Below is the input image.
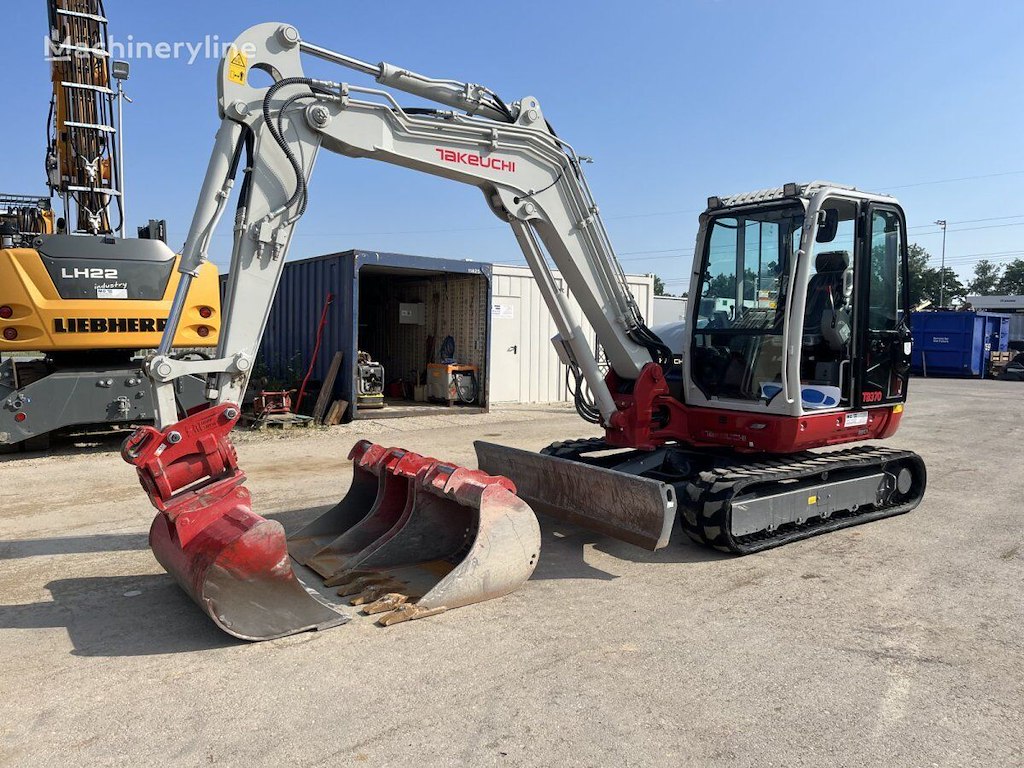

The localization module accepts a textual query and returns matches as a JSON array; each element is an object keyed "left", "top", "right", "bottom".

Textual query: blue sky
[{"left": 5, "top": 1, "right": 1023, "bottom": 293}]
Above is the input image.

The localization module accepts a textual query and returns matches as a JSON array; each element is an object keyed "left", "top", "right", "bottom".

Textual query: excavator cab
[
  {"left": 481, "top": 184, "right": 923, "bottom": 557},
  {"left": 685, "top": 184, "right": 912, "bottom": 416}
]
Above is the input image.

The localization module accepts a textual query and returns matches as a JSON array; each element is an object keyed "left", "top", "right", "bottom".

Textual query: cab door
[{"left": 854, "top": 204, "right": 912, "bottom": 406}]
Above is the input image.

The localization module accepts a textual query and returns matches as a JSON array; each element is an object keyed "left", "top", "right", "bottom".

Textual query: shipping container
[
  {"left": 257, "top": 250, "right": 492, "bottom": 420},
  {"left": 964, "top": 295, "right": 1024, "bottom": 349},
  {"left": 245, "top": 253, "right": 655, "bottom": 418},
  {"left": 1010, "top": 315, "right": 1024, "bottom": 350},
  {"left": 910, "top": 311, "right": 1010, "bottom": 378},
  {"left": 653, "top": 295, "right": 688, "bottom": 326},
  {"left": 490, "top": 265, "right": 654, "bottom": 403}
]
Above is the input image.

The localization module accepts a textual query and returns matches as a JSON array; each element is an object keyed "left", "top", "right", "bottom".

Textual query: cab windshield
[{"left": 691, "top": 204, "right": 804, "bottom": 401}]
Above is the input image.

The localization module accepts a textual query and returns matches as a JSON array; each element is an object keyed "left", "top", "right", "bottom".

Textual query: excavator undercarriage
[{"left": 477, "top": 439, "right": 926, "bottom": 555}]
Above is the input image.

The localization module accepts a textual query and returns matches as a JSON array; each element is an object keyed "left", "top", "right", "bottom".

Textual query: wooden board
[
  {"left": 241, "top": 413, "right": 314, "bottom": 431},
  {"left": 312, "top": 352, "right": 344, "bottom": 424},
  {"left": 325, "top": 399, "right": 348, "bottom": 426}
]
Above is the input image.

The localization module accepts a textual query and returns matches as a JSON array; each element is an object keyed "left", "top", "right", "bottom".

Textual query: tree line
[
  {"left": 651, "top": 244, "right": 1023, "bottom": 305},
  {"left": 908, "top": 244, "right": 1024, "bottom": 307}
]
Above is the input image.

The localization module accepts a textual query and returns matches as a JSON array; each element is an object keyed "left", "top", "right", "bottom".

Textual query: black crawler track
[
  {"left": 540, "top": 439, "right": 927, "bottom": 555},
  {"left": 679, "top": 446, "right": 927, "bottom": 554}
]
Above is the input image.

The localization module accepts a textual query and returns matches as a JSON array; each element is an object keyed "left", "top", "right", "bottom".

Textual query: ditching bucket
[{"left": 123, "top": 407, "right": 540, "bottom": 640}]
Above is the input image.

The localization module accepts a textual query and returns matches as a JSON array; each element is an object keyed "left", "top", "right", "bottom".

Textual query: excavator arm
[{"left": 148, "top": 21, "right": 664, "bottom": 432}]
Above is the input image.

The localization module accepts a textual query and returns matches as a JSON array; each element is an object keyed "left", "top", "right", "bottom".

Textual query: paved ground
[{"left": 0, "top": 378, "right": 1021, "bottom": 767}]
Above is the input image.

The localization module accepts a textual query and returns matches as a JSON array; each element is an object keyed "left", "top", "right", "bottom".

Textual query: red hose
[{"left": 294, "top": 292, "right": 334, "bottom": 413}]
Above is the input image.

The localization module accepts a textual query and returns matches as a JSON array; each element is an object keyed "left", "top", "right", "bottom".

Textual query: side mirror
[{"left": 816, "top": 209, "right": 839, "bottom": 243}]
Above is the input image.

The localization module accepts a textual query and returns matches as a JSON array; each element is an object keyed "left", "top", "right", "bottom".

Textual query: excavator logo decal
[
  {"left": 53, "top": 317, "right": 168, "bottom": 334},
  {"left": 435, "top": 148, "right": 516, "bottom": 173}
]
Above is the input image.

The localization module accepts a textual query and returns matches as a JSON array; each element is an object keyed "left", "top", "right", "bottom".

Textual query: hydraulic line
[{"left": 261, "top": 77, "right": 338, "bottom": 223}]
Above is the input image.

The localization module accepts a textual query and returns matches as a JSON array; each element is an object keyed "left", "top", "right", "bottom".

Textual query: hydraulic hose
[{"left": 261, "top": 77, "right": 337, "bottom": 222}]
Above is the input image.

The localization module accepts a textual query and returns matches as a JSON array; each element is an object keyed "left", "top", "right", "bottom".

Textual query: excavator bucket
[
  {"left": 124, "top": 407, "right": 539, "bottom": 640},
  {"left": 288, "top": 440, "right": 541, "bottom": 625},
  {"left": 147, "top": 477, "right": 349, "bottom": 641}
]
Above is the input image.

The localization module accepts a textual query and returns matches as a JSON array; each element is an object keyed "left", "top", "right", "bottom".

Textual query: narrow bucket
[{"left": 148, "top": 477, "right": 349, "bottom": 641}]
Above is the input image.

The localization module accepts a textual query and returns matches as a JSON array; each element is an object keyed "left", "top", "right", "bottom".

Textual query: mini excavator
[{"left": 122, "top": 22, "right": 926, "bottom": 640}]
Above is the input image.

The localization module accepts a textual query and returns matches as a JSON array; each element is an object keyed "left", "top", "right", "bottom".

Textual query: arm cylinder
[
  {"left": 180, "top": 120, "right": 245, "bottom": 274},
  {"left": 376, "top": 63, "right": 512, "bottom": 122}
]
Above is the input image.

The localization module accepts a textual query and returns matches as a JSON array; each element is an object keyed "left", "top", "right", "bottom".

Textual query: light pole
[
  {"left": 934, "top": 219, "right": 947, "bottom": 308},
  {"left": 111, "top": 60, "right": 131, "bottom": 238}
]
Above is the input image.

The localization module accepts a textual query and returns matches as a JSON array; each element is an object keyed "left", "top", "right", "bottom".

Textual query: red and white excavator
[{"left": 122, "top": 22, "right": 926, "bottom": 640}]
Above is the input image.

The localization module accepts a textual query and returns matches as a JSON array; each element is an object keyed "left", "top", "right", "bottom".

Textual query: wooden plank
[
  {"left": 325, "top": 399, "right": 348, "bottom": 426},
  {"left": 312, "top": 352, "right": 343, "bottom": 424}
]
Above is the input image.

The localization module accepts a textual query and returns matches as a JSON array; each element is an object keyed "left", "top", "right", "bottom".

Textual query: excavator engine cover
[{"left": 123, "top": 407, "right": 540, "bottom": 640}]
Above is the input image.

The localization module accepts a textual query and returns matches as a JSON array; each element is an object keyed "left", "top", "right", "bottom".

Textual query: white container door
[{"left": 490, "top": 296, "right": 522, "bottom": 402}]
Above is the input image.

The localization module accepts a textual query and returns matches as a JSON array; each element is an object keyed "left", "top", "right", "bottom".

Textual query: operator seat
[{"left": 802, "top": 250, "right": 850, "bottom": 346}]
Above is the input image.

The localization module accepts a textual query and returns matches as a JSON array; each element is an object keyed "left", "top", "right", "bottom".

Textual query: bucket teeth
[
  {"left": 375, "top": 603, "right": 448, "bottom": 626},
  {"left": 327, "top": 569, "right": 385, "bottom": 590},
  {"left": 349, "top": 582, "right": 409, "bottom": 605},
  {"left": 332, "top": 574, "right": 393, "bottom": 596},
  {"left": 360, "top": 592, "right": 408, "bottom": 614}
]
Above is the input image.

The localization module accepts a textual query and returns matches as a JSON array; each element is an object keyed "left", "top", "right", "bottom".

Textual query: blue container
[
  {"left": 253, "top": 250, "right": 493, "bottom": 419},
  {"left": 910, "top": 311, "right": 1011, "bottom": 378}
]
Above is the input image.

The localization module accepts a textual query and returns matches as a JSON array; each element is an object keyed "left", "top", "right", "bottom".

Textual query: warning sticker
[
  {"left": 227, "top": 49, "right": 247, "bottom": 85},
  {"left": 492, "top": 303, "right": 514, "bottom": 320},
  {"left": 844, "top": 411, "right": 869, "bottom": 428}
]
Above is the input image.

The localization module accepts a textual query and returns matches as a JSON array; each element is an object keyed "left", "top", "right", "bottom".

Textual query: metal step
[
  {"left": 54, "top": 8, "right": 109, "bottom": 23},
  {"left": 66, "top": 186, "right": 121, "bottom": 196},
  {"left": 60, "top": 81, "right": 114, "bottom": 95},
  {"left": 63, "top": 121, "right": 116, "bottom": 133},
  {"left": 50, "top": 43, "right": 110, "bottom": 58}
]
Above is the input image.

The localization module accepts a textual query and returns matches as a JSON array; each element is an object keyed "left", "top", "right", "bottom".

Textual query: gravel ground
[{"left": 0, "top": 379, "right": 1021, "bottom": 767}]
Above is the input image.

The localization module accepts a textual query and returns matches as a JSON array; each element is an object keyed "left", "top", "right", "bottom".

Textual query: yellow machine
[
  {"left": 0, "top": 1, "right": 219, "bottom": 449},
  {"left": 0, "top": 242, "right": 220, "bottom": 354}
]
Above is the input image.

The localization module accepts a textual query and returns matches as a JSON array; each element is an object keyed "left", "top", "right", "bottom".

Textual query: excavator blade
[
  {"left": 474, "top": 441, "right": 677, "bottom": 550},
  {"left": 125, "top": 412, "right": 540, "bottom": 640}
]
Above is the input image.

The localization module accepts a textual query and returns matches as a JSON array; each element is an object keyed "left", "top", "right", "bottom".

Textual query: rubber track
[{"left": 679, "top": 446, "right": 927, "bottom": 554}]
